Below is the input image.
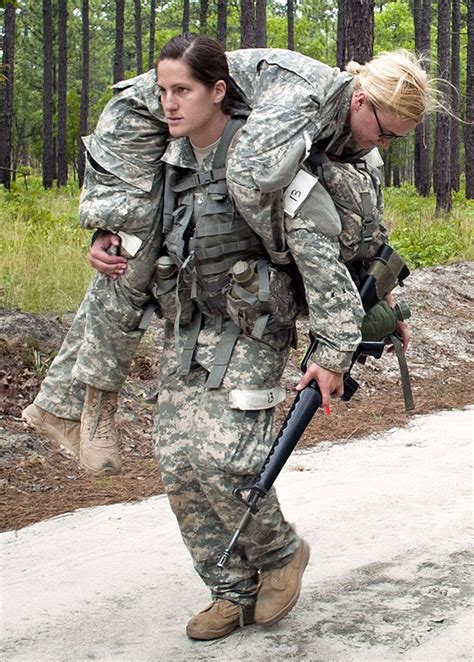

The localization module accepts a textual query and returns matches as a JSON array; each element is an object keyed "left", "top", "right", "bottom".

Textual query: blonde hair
[{"left": 346, "top": 50, "right": 436, "bottom": 123}]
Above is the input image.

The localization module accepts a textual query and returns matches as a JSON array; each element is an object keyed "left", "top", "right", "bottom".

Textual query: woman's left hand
[
  {"left": 296, "top": 363, "right": 344, "bottom": 409},
  {"left": 385, "top": 293, "right": 409, "bottom": 351},
  {"left": 389, "top": 319, "right": 409, "bottom": 352}
]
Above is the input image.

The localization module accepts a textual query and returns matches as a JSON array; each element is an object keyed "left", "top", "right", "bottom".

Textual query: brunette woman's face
[
  {"left": 349, "top": 90, "right": 417, "bottom": 149},
  {"left": 157, "top": 58, "right": 226, "bottom": 147}
]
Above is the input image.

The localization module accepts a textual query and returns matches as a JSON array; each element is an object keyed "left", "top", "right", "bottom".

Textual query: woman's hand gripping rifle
[{"left": 217, "top": 244, "right": 411, "bottom": 570}]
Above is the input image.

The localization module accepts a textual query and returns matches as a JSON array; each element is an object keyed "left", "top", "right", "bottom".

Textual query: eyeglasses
[{"left": 372, "top": 105, "right": 404, "bottom": 140}]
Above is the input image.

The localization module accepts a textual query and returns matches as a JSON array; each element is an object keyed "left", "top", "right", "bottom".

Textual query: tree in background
[
  {"left": 200, "top": 0, "right": 209, "bottom": 34},
  {"left": 78, "top": 0, "right": 89, "bottom": 187},
  {"left": 240, "top": 0, "right": 256, "bottom": 47},
  {"left": 434, "top": 0, "right": 452, "bottom": 214},
  {"left": 113, "top": 0, "right": 125, "bottom": 84},
  {"left": 336, "top": 0, "right": 344, "bottom": 68},
  {"left": 465, "top": 0, "right": 474, "bottom": 199},
  {"left": 340, "top": 0, "right": 374, "bottom": 64},
  {"left": 183, "top": 0, "right": 190, "bottom": 32},
  {"left": 0, "top": 0, "right": 16, "bottom": 190},
  {"left": 57, "top": 0, "right": 68, "bottom": 187},
  {"left": 0, "top": 0, "right": 468, "bottom": 196},
  {"left": 134, "top": 0, "right": 143, "bottom": 75},
  {"left": 413, "top": 0, "right": 431, "bottom": 196},
  {"left": 148, "top": 0, "right": 156, "bottom": 70},
  {"left": 217, "top": 0, "right": 227, "bottom": 48},
  {"left": 256, "top": 0, "right": 267, "bottom": 46},
  {"left": 42, "top": 0, "right": 54, "bottom": 189},
  {"left": 450, "top": 0, "right": 461, "bottom": 192},
  {"left": 287, "top": 0, "right": 295, "bottom": 50}
]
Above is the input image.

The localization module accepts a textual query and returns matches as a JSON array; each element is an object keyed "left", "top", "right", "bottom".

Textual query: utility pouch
[
  {"left": 359, "top": 244, "right": 410, "bottom": 312},
  {"left": 226, "top": 259, "right": 298, "bottom": 338},
  {"left": 151, "top": 257, "right": 195, "bottom": 325},
  {"left": 361, "top": 300, "right": 411, "bottom": 341}
]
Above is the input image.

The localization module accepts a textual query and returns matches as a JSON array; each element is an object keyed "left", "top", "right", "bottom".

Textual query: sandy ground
[{"left": 1, "top": 407, "right": 473, "bottom": 661}]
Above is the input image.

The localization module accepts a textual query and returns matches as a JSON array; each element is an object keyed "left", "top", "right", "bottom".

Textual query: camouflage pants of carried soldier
[
  {"left": 34, "top": 215, "right": 162, "bottom": 420},
  {"left": 154, "top": 319, "right": 300, "bottom": 605}
]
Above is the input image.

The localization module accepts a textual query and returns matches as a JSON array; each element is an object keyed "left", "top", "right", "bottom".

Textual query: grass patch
[
  {"left": 1, "top": 179, "right": 472, "bottom": 315},
  {"left": 0, "top": 179, "right": 92, "bottom": 314},
  {"left": 384, "top": 184, "right": 474, "bottom": 269}
]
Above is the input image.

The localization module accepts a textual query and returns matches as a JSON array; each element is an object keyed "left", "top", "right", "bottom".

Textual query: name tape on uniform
[{"left": 284, "top": 170, "right": 319, "bottom": 218}]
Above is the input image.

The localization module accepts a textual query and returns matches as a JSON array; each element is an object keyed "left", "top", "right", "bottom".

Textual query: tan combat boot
[
  {"left": 79, "top": 385, "right": 121, "bottom": 475},
  {"left": 254, "top": 538, "right": 310, "bottom": 626},
  {"left": 186, "top": 600, "right": 254, "bottom": 640},
  {"left": 22, "top": 403, "right": 81, "bottom": 457}
]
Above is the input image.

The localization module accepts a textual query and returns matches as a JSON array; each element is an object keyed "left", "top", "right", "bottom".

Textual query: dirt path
[
  {"left": 1, "top": 262, "right": 473, "bottom": 532},
  {"left": 1, "top": 408, "right": 472, "bottom": 660}
]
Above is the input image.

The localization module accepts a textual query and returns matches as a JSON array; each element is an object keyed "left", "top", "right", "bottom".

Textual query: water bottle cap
[
  {"left": 394, "top": 301, "right": 411, "bottom": 321},
  {"left": 156, "top": 255, "right": 176, "bottom": 279},
  {"left": 232, "top": 260, "right": 253, "bottom": 284}
]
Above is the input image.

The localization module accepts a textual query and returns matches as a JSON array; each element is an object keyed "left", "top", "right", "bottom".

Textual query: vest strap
[
  {"left": 389, "top": 334, "right": 415, "bottom": 413},
  {"left": 179, "top": 311, "right": 203, "bottom": 376},
  {"left": 138, "top": 302, "right": 159, "bottom": 330},
  {"left": 205, "top": 322, "right": 242, "bottom": 389},
  {"left": 172, "top": 167, "right": 227, "bottom": 192}
]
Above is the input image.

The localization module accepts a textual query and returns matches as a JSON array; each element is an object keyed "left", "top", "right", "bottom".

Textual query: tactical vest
[
  {"left": 162, "top": 118, "right": 264, "bottom": 321},
  {"left": 156, "top": 118, "right": 297, "bottom": 388},
  {"left": 155, "top": 120, "right": 388, "bottom": 389}
]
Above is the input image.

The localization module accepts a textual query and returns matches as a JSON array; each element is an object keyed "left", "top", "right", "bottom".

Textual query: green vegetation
[
  {"left": 1, "top": 181, "right": 472, "bottom": 315},
  {"left": 384, "top": 184, "right": 474, "bottom": 268},
  {"left": 0, "top": 179, "right": 92, "bottom": 314}
]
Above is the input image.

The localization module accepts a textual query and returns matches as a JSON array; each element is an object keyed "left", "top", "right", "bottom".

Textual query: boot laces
[{"left": 89, "top": 392, "right": 116, "bottom": 444}]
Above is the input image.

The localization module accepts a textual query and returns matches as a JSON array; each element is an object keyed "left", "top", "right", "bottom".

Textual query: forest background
[{"left": 0, "top": 0, "right": 473, "bottom": 314}]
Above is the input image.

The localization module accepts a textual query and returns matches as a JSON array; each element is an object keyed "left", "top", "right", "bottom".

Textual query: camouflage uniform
[
  {"left": 226, "top": 49, "right": 371, "bottom": 372},
  {"left": 154, "top": 135, "right": 300, "bottom": 605},
  {"left": 35, "top": 72, "right": 167, "bottom": 418},
  {"left": 35, "top": 50, "right": 373, "bottom": 417}
]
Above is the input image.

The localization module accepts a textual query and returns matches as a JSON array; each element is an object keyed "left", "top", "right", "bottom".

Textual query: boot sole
[
  {"left": 186, "top": 622, "right": 241, "bottom": 640},
  {"left": 255, "top": 540, "right": 311, "bottom": 626},
  {"left": 80, "top": 458, "right": 122, "bottom": 476}
]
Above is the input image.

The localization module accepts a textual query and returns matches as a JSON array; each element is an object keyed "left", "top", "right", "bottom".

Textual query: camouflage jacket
[{"left": 79, "top": 51, "right": 376, "bottom": 371}]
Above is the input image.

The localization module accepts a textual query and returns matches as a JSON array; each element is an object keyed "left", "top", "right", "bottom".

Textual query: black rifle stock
[{"left": 217, "top": 244, "right": 409, "bottom": 569}]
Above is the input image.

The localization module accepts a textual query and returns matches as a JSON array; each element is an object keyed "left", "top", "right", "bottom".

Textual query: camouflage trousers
[
  {"left": 34, "top": 215, "right": 162, "bottom": 420},
  {"left": 154, "top": 319, "right": 300, "bottom": 606}
]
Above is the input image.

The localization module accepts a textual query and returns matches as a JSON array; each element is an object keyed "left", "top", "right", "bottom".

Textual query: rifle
[{"left": 217, "top": 244, "right": 410, "bottom": 569}]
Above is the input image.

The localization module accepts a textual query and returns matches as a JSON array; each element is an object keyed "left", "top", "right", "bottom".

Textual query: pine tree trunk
[
  {"left": 342, "top": 0, "right": 374, "bottom": 65},
  {"left": 287, "top": 0, "right": 295, "bottom": 51},
  {"left": 336, "top": 0, "right": 345, "bottom": 69},
  {"left": 42, "top": 0, "right": 55, "bottom": 189},
  {"left": 57, "top": 0, "right": 68, "bottom": 187},
  {"left": 78, "top": 0, "right": 90, "bottom": 187},
  {"left": 134, "top": 0, "right": 143, "bottom": 75},
  {"left": 183, "top": 0, "right": 190, "bottom": 33},
  {"left": 200, "top": 0, "right": 209, "bottom": 34},
  {"left": 255, "top": 0, "right": 267, "bottom": 47},
  {"left": 217, "top": 0, "right": 227, "bottom": 49},
  {"left": 450, "top": 0, "right": 460, "bottom": 192},
  {"left": 465, "top": 0, "right": 474, "bottom": 198},
  {"left": 434, "top": 0, "right": 452, "bottom": 214},
  {"left": 240, "top": 0, "right": 256, "bottom": 48},
  {"left": 0, "top": 1, "right": 16, "bottom": 190},
  {"left": 148, "top": 0, "right": 156, "bottom": 70},
  {"left": 413, "top": 0, "right": 431, "bottom": 196},
  {"left": 114, "top": 0, "right": 125, "bottom": 84}
]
